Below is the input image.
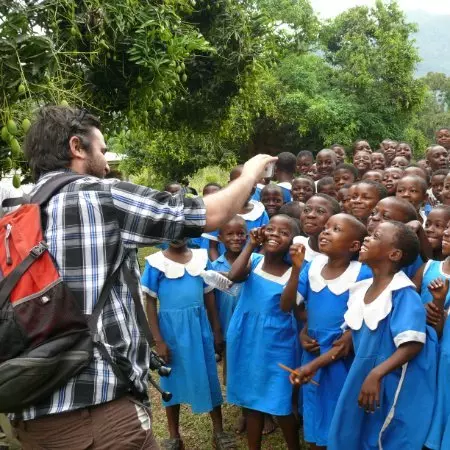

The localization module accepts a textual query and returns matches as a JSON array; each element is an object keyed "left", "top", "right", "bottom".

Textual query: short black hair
[
  {"left": 261, "top": 184, "right": 284, "bottom": 197},
  {"left": 429, "top": 205, "right": 450, "bottom": 220},
  {"left": 164, "top": 181, "right": 182, "bottom": 191},
  {"left": 297, "top": 150, "right": 313, "bottom": 160},
  {"left": 313, "top": 193, "right": 341, "bottom": 215},
  {"left": 279, "top": 201, "right": 304, "bottom": 219},
  {"left": 276, "top": 152, "right": 297, "bottom": 173},
  {"left": 270, "top": 213, "right": 301, "bottom": 237},
  {"left": 437, "top": 127, "right": 450, "bottom": 133},
  {"left": 317, "top": 177, "right": 335, "bottom": 191},
  {"left": 293, "top": 175, "right": 315, "bottom": 187},
  {"left": 203, "top": 182, "right": 222, "bottom": 190},
  {"left": 230, "top": 164, "right": 244, "bottom": 180},
  {"left": 389, "top": 221, "right": 420, "bottom": 268},
  {"left": 335, "top": 163, "right": 358, "bottom": 179},
  {"left": 354, "top": 180, "right": 388, "bottom": 200},
  {"left": 339, "top": 213, "right": 368, "bottom": 244},
  {"left": 383, "top": 197, "right": 418, "bottom": 222},
  {"left": 399, "top": 175, "right": 428, "bottom": 194},
  {"left": 24, "top": 106, "right": 101, "bottom": 181},
  {"left": 330, "top": 143, "right": 345, "bottom": 150},
  {"left": 218, "top": 215, "right": 247, "bottom": 234},
  {"left": 432, "top": 169, "right": 450, "bottom": 177}
]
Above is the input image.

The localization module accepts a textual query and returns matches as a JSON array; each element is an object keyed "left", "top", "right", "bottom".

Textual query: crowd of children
[{"left": 141, "top": 129, "right": 450, "bottom": 450}]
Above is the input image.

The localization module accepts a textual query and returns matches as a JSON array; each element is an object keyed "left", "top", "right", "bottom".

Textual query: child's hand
[
  {"left": 428, "top": 278, "right": 449, "bottom": 305},
  {"left": 289, "top": 364, "right": 316, "bottom": 386},
  {"left": 425, "top": 302, "right": 444, "bottom": 327},
  {"left": 249, "top": 227, "right": 265, "bottom": 247},
  {"left": 290, "top": 243, "right": 306, "bottom": 269},
  {"left": 213, "top": 329, "right": 225, "bottom": 355},
  {"left": 155, "top": 340, "right": 171, "bottom": 364},
  {"left": 358, "top": 369, "right": 381, "bottom": 413},
  {"left": 332, "top": 330, "right": 353, "bottom": 359},
  {"left": 300, "top": 326, "right": 320, "bottom": 354}
]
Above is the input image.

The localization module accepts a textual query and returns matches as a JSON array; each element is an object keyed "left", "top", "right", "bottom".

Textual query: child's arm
[
  {"left": 358, "top": 341, "right": 424, "bottom": 412},
  {"left": 411, "top": 263, "right": 425, "bottom": 292},
  {"left": 145, "top": 293, "right": 171, "bottom": 363},
  {"left": 204, "top": 290, "right": 224, "bottom": 355},
  {"left": 209, "top": 240, "right": 220, "bottom": 262},
  {"left": 280, "top": 244, "right": 306, "bottom": 312},
  {"left": 407, "top": 220, "right": 432, "bottom": 261},
  {"left": 228, "top": 228, "right": 264, "bottom": 282},
  {"left": 427, "top": 278, "right": 449, "bottom": 336}
]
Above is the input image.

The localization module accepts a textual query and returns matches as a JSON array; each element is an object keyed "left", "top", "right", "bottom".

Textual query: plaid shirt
[{"left": 13, "top": 170, "right": 206, "bottom": 420}]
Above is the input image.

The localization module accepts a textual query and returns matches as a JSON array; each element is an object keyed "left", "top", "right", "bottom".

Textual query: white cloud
[{"left": 310, "top": 0, "right": 450, "bottom": 18}]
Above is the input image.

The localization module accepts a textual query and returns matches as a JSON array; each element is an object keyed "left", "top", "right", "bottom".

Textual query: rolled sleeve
[{"left": 111, "top": 181, "right": 206, "bottom": 246}]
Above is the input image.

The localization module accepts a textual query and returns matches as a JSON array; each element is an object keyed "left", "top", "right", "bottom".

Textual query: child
[
  {"left": 260, "top": 184, "right": 284, "bottom": 218},
  {"left": 426, "top": 145, "right": 449, "bottom": 172},
  {"left": 395, "top": 142, "right": 413, "bottom": 161},
  {"left": 353, "top": 150, "right": 372, "bottom": 179},
  {"left": 442, "top": 172, "right": 450, "bottom": 206},
  {"left": 316, "top": 149, "right": 337, "bottom": 180},
  {"left": 292, "top": 176, "right": 315, "bottom": 203},
  {"left": 212, "top": 216, "right": 247, "bottom": 382},
  {"left": 371, "top": 152, "right": 386, "bottom": 170},
  {"left": 395, "top": 175, "right": 428, "bottom": 223},
  {"left": 404, "top": 165, "right": 428, "bottom": 181},
  {"left": 429, "top": 169, "right": 449, "bottom": 205},
  {"left": 308, "top": 163, "right": 318, "bottom": 181},
  {"left": 285, "top": 214, "right": 371, "bottom": 449},
  {"left": 348, "top": 180, "right": 387, "bottom": 225},
  {"left": 382, "top": 167, "right": 404, "bottom": 196},
  {"left": 391, "top": 156, "right": 409, "bottom": 170},
  {"left": 279, "top": 201, "right": 304, "bottom": 232},
  {"left": 203, "top": 182, "right": 222, "bottom": 197},
  {"left": 210, "top": 165, "right": 269, "bottom": 260},
  {"left": 142, "top": 243, "right": 234, "bottom": 450},
  {"left": 275, "top": 152, "right": 297, "bottom": 203},
  {"left": 362, "top": 170, "right": 384, "bottom": 184},
  {"left": 297, "top": 150, "right": 314, "bottom": 176},
  {"left": 333, "top": 163, "right": 358, "bottom": 190},
  {"left": 380, "top": 139, "right": 397, "bottom": 167},
  {"left": 327, "top": 221, "right": 437, "bottom": 450},
  {"left": 337, "top": 186, "right": 352, "bottom": 214},
  {"left": 423, "top": 205, "right": 450, "bottom": 260},
  {"left": 436, "top": 127, "right": 450, "bottom": 151},
  {"left": 352, "top": 139, "right": 372, "bottom": 154},
  {"left": 330, "top": 144, "right": 346, "bottom": 165},
  {"left": 297, "top": 194, "right": 341, "bottom": 264},
  {"left": 226, "top": 215, "right": 302, "bottom": 450},
  {"left": 316, "top": 177, "right": 337, "bottom": 199}
]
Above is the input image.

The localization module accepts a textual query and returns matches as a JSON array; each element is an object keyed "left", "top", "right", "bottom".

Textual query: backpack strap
[{"left": 1, "top": 173, "right": 85, "bottom": 209}]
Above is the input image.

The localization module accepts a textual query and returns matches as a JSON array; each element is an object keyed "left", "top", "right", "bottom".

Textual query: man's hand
[
  {"left": 241, "top": 155, "right": 278, "bottom": 184},
  {"left": 155, "top": 340, "right": 171, "bottom": 364}
]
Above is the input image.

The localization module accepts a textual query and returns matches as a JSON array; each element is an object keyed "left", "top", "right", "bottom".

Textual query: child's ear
[
  {"left": 388, "top": 248, "right": 403, "bottom": 264},
  {"left": 350, "top": 240, "right": 361, "bottom": 253}
]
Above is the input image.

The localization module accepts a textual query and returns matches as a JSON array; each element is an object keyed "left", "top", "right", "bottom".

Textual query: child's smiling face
[
  {"left": 391, "top": 156, "right": 409, "bottom": 170},
  {"left": 395, "top": 176, "right": 427, "bottom": 210},
  {"left": 261, "top": 187, "right": 284, "bottom": 218},
  {"left": 367, "top": 197, "right": 410, "bottom": 235},
  {"left": 424, "top": 209, "right": 450, "bottom": 251},
  {"left": 219, "top": 221, "right": 247, "bottom": 253},
  {"left": 296, "top": 156, "right": 313, "bottom": 175},
  {"left": 382, "top": 168, "right": 404, "bottom": 195},
  {"left": 359, "top": 222, "right": 395, "bottom": 264},
  {"left": 292, "top": 178, "right": 314, "bottom": 203},
  {"left": 371, "top": 152, "right": 386, "bottom": 170},
  {"left": 334, "top": 168, "right": 356, "bottom": 190},
  {"left": 441, "top": 220, "right": 450, "bottom": 256},
  {"left": 431, "top": 174, "right": 446, "bottom": 201},
  {"left": 349, "top": 183, "right": 380, "bottom": 222},
  {"left": 263, "top": 215, "right": 294, "bottom": 253},
  {"left": 353, "top": 151, "right": 372, "bottom": 173},
  {"left": 396, "top": 143, "right": 412, "bottom": 161},
  {"left": 301, "top": 196, "right": 335, "bottom": 237}
]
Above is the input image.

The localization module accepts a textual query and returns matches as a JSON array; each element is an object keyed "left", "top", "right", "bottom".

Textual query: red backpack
[{"left": 0, "top": 174, "right": 93, "bottom": 413}]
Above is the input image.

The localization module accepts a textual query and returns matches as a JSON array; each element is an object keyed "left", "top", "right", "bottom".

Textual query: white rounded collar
[
  {"left": 239, "top": 200, "right": 265, "bottom": 221},
  {"left": 293, "top": 235, "right": 321, "bottom": 262},
  {"left": 308, "top": 254, "right": 362, "bottom": 295},
  {"left": 146, "top": 248, "right": 208, "bottom": 279},
  {"left": 278, "top": 181, "right": 292, "bottom": 190},
  {"left": 344, "top": 271, "right": 415, "bottom": 331}
]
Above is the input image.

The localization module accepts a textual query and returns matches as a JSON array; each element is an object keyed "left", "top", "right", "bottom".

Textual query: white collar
[
  {"left": 254, "top": 257, "right": 292, "bottom": 285},
  {"left": 239, "top": 200, "right": 265, "bottom": 221},
  {"left": 146, "top": 249, "right": 208, "bottom": 279},
  {"left": 309, "top": 254, "right": 362, "bottom": 295},
  {"left": 256, "top": 183, "right": 265, "bottom": 190},
  {"left": 344, "top": 271, "right": 415, "bottom": 331},
  {"left": 293, "top": 235, "right": 321, "bottom": 262},
  {"left": 278, "top": 181, "right": 292, "bottom": 190}
]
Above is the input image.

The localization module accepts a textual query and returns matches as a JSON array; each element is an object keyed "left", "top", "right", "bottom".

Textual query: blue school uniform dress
[
  {"left": 140, "top": 249, "right": 223, "bottom": 413},
  {"left": 403, "top": 254, "right": 423, "bottom": 279},
  {"left": 189, "top": 230, "right": 219, "bottom": 250},
  {"left": 298, "top": 255, "right": 372, "bottom": 446},
  {"left": 226, "top": 253, "right": 300, "bottom": 415},
  {"left": 426, "top": 313, "right": 450, "bottom": 450},
  {"left": 278, "top": 182, "right": 292, "bottom": 203},
  {"left": 251, "top": 183, "right": 265, "bottom": 202},
  {"left": 211, "top": 255, "right": 242, "bottom": 337},
  {"left": 420, "top": 260, "right": 450, "bottom": 308},
  {"left": 293, "top": 235, "right": 320, "bottom": 265},
  {"left": 328, "top": 271, "right": 437, "bottom": 450}
]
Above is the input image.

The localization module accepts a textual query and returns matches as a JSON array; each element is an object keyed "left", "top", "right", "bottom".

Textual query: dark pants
[{"left": 12, "top": 396, "right": 160, "bottom": 450}]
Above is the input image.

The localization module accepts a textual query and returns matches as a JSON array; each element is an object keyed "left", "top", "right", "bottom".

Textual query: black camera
[{"left": 150, "top": 350, "right": 171, "bottom": 377}]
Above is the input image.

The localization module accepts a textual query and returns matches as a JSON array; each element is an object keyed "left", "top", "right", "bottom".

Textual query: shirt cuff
[
  {"left": 142, "top": 286, "right": 157, "bottom": 298},
  {"left": 394, "top": 330, "right": 426, "bottom": 348},
  {"left": 182, "top": 196, "right": 206, "bottom": 238}
]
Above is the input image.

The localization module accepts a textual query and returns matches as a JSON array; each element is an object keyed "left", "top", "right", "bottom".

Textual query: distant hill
[{"left": 407, "top": 11, "right": 450, "bottom": 77}]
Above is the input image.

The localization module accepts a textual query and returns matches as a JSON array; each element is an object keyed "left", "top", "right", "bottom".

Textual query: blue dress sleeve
[
  {"left": 141, "top": 261, "right": 160, "bottom": 298},
  {"left": 390, "top": 287, "right": 426, "bottom": 348},
  {"left": 356, "top": 263, "right": 373, "bottom": 282},
  {"left": 402, "top": 255, "right": 423, "bottom": 279},
  {"left": 260, "top": 211, "right": 270, "bottom": 227},
  {"left": 297, "top": 262, "right": 311, "bottom": 305},
  {"left": 250, "top": 253, "right": 264, "bottom": 271}
]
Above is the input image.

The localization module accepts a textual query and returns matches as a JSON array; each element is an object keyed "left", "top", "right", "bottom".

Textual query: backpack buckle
[{"left": 30, "top": 242, "right": 48, "bottom": 258}]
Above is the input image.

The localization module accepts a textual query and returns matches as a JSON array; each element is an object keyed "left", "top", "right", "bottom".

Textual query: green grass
[{"left": 139, "top": 248, "right": 307, "bottom": 449}]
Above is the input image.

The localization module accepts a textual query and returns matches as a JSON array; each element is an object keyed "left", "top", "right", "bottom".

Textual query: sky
[{"left": 310, "top": 0, "right": 450, "bottom": 18}]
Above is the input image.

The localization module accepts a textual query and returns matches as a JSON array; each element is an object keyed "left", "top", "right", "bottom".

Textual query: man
[{"left": 10, "top": 106, "right": 275, "bottom": 449}]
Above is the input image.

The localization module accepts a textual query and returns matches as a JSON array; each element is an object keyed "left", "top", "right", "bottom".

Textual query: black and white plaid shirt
[{"left": 12, "top": 170, "right": 206, "bottom": 420}]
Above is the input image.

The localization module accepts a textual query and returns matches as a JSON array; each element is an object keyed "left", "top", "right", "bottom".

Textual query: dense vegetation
[{"left": 0, "top": 0, "right": 448, "bottom": 189}]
